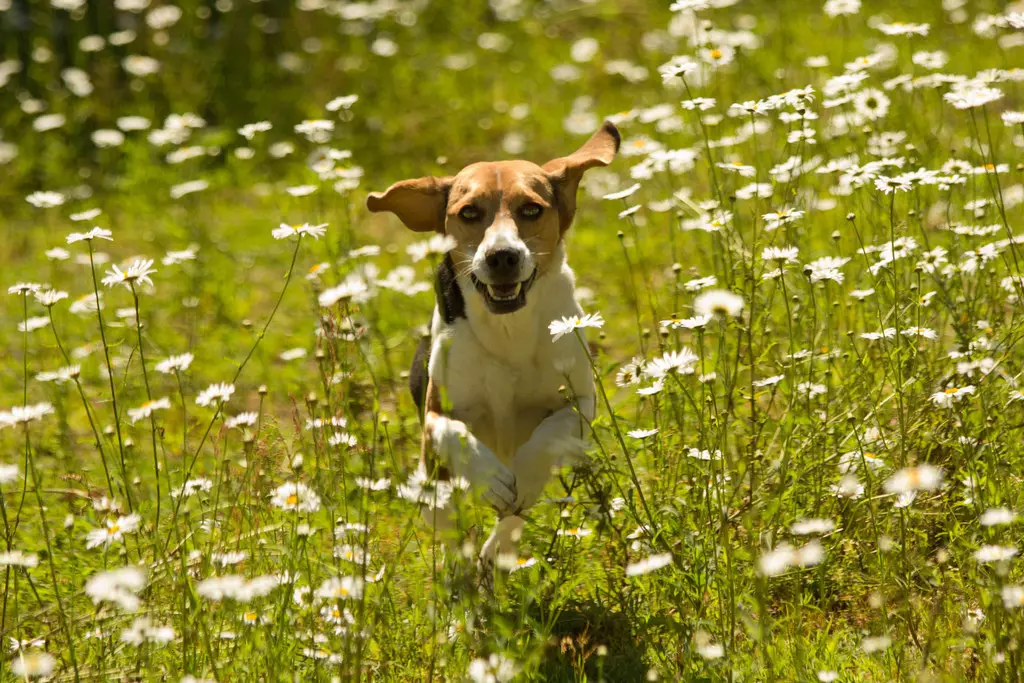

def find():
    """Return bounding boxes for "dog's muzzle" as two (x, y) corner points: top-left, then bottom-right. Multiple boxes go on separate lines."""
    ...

(470, 269), (538, 314)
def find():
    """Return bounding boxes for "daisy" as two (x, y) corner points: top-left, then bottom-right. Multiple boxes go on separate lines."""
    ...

(155, 352), (193, 374)
(270, 481), (321, 513)
(86, 514), (142, 549)
(406, 234), (458, 262)
(758, 540), (824, 577)
(172, 478), (213, 498)
(625, 553), (672, 577)
(548, 312), (604, 342)
(974, 545), (1018, 563)
(761, 246), (800, 263)
(791, 518), (835, 535)
(170, 179), (208, 199)
(883, 464), (944, 494)
(195, 383), (235, 407)
(101, 259), (156, 289)
(8, 283), (42, 296)
(0, 464), (19, 484)
(496, 555), (537, 573)
(34, 290), (68, 307)
(981, 508), (1017, 527)
(66, 226), (113, 244)
(0, 551), (38, 567)
(557, 526), (593, 538)
(127, 397), (171, 423)
(84, 567), (146, 611)
(0, 403), (55, 428)
(661, 314), (711, 330)
(694, 289), (744, 317)
(627, 428), (659, 439)
(272, 222), (328, 240)
(10, 652), (56, 679)
(930, 385), (975, 407)
(684, 275), (718, 291)
(646, 348), (698, 378)
(225, 412), (258, 429)
(196, 575), (279, 602)
(315, 576), (364, 600)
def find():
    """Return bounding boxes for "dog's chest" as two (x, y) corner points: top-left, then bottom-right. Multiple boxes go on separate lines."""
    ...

(438, 317), (568, 460)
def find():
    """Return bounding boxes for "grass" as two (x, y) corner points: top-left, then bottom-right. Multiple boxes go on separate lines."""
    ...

(2, 0), (1024, 680)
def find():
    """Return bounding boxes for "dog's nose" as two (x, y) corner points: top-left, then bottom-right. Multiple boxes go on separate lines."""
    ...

(485, 249), (521, 278)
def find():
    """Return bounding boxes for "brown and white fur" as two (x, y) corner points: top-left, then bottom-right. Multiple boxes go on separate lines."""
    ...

(366, 122), (620, 567)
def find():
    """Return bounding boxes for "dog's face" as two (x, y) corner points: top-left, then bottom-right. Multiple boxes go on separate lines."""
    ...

(367, 122), (620, 314)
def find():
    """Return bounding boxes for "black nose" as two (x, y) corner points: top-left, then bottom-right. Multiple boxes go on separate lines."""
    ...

(485, 249), (521, 277)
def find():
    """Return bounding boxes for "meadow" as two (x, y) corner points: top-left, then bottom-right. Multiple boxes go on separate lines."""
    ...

(2, 0), (1024, 680)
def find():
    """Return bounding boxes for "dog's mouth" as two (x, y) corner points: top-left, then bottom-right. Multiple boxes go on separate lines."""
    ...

(470, 270), (538, 314)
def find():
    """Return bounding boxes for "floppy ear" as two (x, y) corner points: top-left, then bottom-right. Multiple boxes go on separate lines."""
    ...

(542, 121), (620, 233)
(366, 176), (454, 233)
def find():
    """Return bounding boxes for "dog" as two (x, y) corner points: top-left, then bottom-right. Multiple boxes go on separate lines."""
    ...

(366, 121), (620, 568)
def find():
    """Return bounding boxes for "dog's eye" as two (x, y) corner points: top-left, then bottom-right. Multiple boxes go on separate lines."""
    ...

(519, 203), (543, 220)
(458, 205), (483, 222)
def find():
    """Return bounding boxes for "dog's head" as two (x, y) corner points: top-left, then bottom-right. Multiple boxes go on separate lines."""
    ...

(366, 122), (620, 314)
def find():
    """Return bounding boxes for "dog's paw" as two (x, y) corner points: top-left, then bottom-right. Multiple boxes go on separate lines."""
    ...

(430, 416), (517, 514)
(511, 435), (588, 511)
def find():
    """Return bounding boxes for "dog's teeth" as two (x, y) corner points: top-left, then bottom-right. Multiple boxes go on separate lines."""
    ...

(486, 283), (522, 301)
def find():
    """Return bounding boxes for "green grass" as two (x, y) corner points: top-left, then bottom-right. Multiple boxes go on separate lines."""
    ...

(2, 0), (1024, 680)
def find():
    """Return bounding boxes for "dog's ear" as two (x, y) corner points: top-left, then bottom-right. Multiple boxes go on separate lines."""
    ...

(366, 176), (454, 233)
(542, 121), (620, 233)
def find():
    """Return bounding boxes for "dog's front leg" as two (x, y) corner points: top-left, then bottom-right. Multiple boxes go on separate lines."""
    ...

(509, 396), (594, 512)
(427, 413), (517, 515)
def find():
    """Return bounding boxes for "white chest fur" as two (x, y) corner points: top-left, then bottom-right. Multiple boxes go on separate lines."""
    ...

(428, 262), (594, 464)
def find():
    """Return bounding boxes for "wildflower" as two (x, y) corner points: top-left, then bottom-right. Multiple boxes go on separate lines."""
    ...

(162, 246), (198, 265)
(625, 553), (672, 577)
(661, 314), (711, 330)
(84, 567), (147, 611)
(981, 508), (1017, 527)
(8, 283), (42, 296)
(468, 654), (518, 683)
(34, 290), (68, 307)
(944, 84), (1002, 110)
(627, 428), (659, 439)
(86, 514), (142, 549)
(684, 275), (718, 291)
(318, 279), (370, 307)
(225, 412), (258, 429)
(9, 652), (56, 679)
(1002, 586), (1024, 609)
(974, 545), (1018, 563)
(758, 540), (824, 576)
(753, 375), (784, 388)
(791, 518), (835, 535)
(170, 179), (208, 199)
(126, 397), (171, 423)
(603, 183), (641, 201)
(155, 352), (194, 374)
(212, 551), (248, 567)
(326, 94), (358, 111)
(548, 312), (605, 342)
(762, 246), (800, 263)
(862, 635), (892, 653)
(195, 383), (235, 407)
(686, 448), (721, 461)
(557, 526), (593, 538)
(877, 21), (929, 36)
(0, 403), (55, 428)
(883, 464), (943, 494)
(172, 479), (213, 498)
(0, 464), (18, 484)
(646, 348), (698, 378)
(806, 256), (850, 284)
(66, 226), (113, 244)
(355, 477), (390, 491)
(272, 222), (328, 240)
(406, 234), (458, 262)
(930, 385), (975, 407)
(315, 576), (364, 600)
(120, 617), (175, 646)
(496, 555), (537, 573)
(196, 575), (279, 602)
(0, 551), (38, 568)
(270, 482), (321, 513)
(26, 191), (66, 208)
(694, 289), (744, 317)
